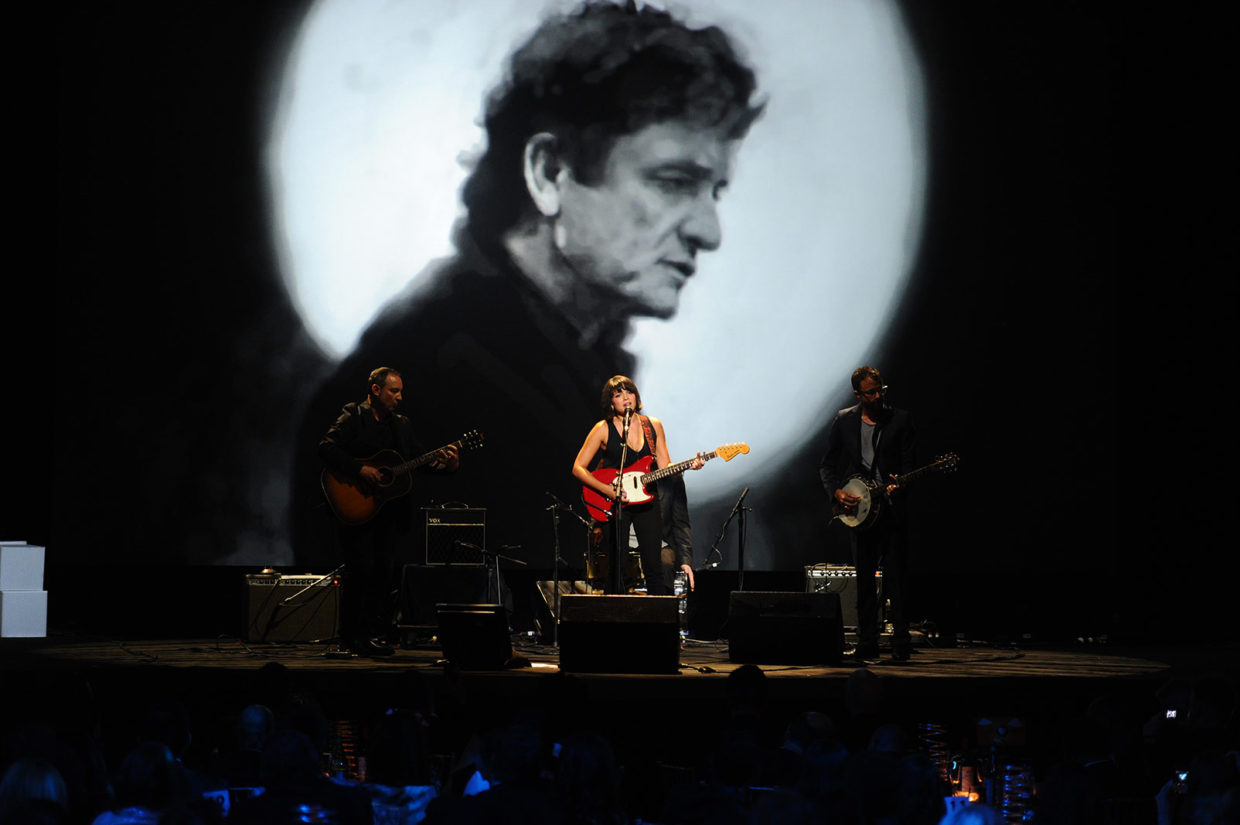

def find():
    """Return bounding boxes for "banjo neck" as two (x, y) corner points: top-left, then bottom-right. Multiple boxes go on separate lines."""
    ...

(888, 453), (959, 487)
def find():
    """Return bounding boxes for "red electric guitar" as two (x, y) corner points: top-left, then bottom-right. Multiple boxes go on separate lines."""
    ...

(582, 442), (750, 521)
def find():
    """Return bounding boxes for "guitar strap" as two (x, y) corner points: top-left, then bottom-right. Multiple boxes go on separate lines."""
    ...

(640, 415), (663, 507)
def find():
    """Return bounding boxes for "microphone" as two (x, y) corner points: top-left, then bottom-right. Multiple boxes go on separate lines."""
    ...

(622, 404), (633, 435)
(731, 486), (750, 513)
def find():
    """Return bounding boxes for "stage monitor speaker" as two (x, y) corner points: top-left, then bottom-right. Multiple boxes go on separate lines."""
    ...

(558, 595), (680, 674)
(424, 507), (486, 565)
(246, 574), (340, 643)
(533, 580), (593, 643)
(399, 564), (490, 627)
(804, 565), (883, 630)
(725, 591), (844, 665)
(434, 603), (513, 670)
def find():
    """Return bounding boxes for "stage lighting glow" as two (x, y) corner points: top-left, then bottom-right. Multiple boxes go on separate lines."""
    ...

(267, 0), (926, 504)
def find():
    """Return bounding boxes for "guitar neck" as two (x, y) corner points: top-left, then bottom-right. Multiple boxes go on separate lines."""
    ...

(641, 451), (716, 485)
(391, 440), (460, 477)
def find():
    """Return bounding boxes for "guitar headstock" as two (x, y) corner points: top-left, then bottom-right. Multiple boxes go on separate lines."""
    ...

(459, 430), (485, 452)
(715, 442), (750, 462)
(934, 452), (960, 473)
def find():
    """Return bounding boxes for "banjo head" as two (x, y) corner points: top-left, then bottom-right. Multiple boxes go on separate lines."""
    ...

(838, 476), (874, 527)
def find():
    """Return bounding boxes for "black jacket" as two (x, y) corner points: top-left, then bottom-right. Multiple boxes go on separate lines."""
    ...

(818, 403), (916, 523)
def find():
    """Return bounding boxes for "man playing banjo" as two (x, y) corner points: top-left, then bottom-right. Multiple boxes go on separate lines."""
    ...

(819, 366), (917, 662)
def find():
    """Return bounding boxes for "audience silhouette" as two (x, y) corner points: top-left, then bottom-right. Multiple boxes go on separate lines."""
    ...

(2, 658), (1236, 825)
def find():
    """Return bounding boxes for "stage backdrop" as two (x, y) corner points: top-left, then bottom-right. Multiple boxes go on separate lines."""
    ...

(34, 0), (1150, 639)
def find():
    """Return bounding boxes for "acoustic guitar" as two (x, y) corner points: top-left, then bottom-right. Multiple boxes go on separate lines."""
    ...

(321, 430), (484, 524)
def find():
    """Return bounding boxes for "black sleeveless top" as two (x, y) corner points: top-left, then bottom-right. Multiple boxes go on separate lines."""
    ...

(598, 416), (655, 470)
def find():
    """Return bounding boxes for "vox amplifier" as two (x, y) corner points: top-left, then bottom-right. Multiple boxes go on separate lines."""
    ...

(804, 564), (883, 629)
(423, 507), (486, 564)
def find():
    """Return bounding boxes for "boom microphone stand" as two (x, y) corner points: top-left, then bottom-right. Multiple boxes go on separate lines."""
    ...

(706, 487), (750, 590)
(279, 564), (346, 606)
(546, 491), (588, 646)
(455, 540), (524, 617)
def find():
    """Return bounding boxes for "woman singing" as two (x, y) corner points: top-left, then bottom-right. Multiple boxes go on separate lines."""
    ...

(572, 375), (700, 595)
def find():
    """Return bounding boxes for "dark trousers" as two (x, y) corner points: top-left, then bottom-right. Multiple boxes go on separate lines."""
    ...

(606, 502), (666, 595)
(851, 522), (910, 650)
(337, 511), (407, 641)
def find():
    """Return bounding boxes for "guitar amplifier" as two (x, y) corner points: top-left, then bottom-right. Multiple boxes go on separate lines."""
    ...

(246, 574), (340, 643)
(424, 507), (486, 565)
(804, 564), (882, 630)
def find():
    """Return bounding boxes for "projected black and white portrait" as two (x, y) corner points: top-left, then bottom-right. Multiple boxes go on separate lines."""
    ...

(274, 0), (926, 568)
(43, 0), (1140, 645)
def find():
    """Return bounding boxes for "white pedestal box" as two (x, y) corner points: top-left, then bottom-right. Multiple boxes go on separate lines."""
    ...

(1, 542), (48, 637)
(0, 589), (48, 637)
(0, 543), (45, 591)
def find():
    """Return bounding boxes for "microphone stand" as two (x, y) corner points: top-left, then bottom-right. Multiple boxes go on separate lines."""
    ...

(456, 541), (525, 618)
(609, 407), (633, 596)
(706, 487), (750, 591)
(279, 564), (346, 605)
(546, 492), (588, 646)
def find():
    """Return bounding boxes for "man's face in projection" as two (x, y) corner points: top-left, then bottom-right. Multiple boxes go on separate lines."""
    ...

(555, 119), (738, 319)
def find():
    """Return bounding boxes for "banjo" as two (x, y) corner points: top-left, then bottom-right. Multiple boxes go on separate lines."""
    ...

(832, 452), (959, 530)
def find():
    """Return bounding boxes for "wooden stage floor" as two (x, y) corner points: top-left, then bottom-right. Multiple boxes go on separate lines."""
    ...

(1, 632), (1183, 683)
(3, 631), (1222, 724)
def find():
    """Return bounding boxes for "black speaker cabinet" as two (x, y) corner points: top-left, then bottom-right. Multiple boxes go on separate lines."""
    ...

(804, 565), (883, 630)
(423, 507), (486, 564)
(245, 574), (340, 643)
(434, 603), (513, 670)
(558, 595), (680, 674)
(399, 564), (491, 627)
(725, 591), (844, 665)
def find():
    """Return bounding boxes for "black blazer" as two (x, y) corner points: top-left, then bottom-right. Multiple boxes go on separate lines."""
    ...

(818, 403), (916, 521)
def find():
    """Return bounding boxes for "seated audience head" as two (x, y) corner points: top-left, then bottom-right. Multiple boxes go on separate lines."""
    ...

(110, 741), (188, 813)
(725, 664), (768, 717)
(364, 713), (434, 788)
(0, 758), (69, 822)
(845, 667), (884, 718)
(259, 729), (322, 790)
(481, 718), (547, 786)
(236, 704), (274, 752)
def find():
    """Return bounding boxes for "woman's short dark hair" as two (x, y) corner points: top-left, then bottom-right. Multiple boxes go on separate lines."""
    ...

(600, 375), (641, 418)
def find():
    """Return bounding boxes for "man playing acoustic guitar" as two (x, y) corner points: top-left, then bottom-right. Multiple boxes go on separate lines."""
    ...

(319, 367), (460, 656)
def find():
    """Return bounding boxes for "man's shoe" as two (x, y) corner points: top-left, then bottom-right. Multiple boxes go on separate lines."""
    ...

(850, 644), (880, 662)
(349, 638), (395, 657)
(891, 644), (911, 662)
